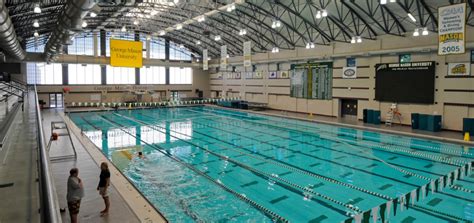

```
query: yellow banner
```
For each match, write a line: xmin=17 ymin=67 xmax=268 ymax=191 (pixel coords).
xmin=110 ymin=39 xmax=143 ymax=68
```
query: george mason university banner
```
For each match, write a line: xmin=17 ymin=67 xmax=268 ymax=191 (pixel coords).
xmin=110 ymin=39 xmax=143 ymax=68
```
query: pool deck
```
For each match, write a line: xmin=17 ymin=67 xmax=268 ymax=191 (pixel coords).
xmin=42 ymin=109 xmax=166 ymax=223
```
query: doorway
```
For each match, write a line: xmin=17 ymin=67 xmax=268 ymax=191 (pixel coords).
xmin=49 ymin=93 xmax=63 ymax=108
xmin=341 ymin=99 xmax=357 ymax=117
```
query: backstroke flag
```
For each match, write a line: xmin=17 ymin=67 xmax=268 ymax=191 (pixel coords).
xmin=438 ymin=3 xmax=466 ymax=55
xmin=203 ymin=49 xmax=208 ymax=71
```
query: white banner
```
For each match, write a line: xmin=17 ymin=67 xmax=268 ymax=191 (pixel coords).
xmin=243 ymin=41 xmax=251 ymax=67
xmin=438 ymin=3 xmax=466 ymax=55
xmin=448 ymin=62 xmax=471 ymax=76
xmin=342 ymin=67 xmax=357 ymax=78
xmin=220 ymin=45 xmax=227 ymax=70
xmin=203 ymin=49 xmax=208 ymax=71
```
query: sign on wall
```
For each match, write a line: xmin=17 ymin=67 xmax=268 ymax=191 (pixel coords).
xmin=290 ymin=62 xmax=333 ymax=100
xmin=220 ymin=45 xmax=227 ymax=70
xmin=448 ymin=63 xmax=471 ymax=76
xmin=110 ymin=39 xmax=143 ymax=68
xmin=243 ymin=41 xmax=251 ymax=67
xmin=342 ymin=67 xmax=357 ymax=79
xmin=438 ymin=3 xmax=466 ymax=55
xmin=203 ymin=49 xmax=208 ymax=71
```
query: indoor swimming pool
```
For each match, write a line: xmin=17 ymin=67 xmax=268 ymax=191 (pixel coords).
xmin=69 ymin=106 xmax=474 ymax=222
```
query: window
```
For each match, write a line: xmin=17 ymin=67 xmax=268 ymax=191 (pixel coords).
xmin=27 ymin=63 xmax=63 ymax=85
xmin=68 ymin=35 xmax=99 ymax=56
xmin=142 ymin=37 xmax=166 ymax=59
xmin=169 ymin=41 xmax=192 ymax=61
xmin=140 ymin=66 xmax=165 ymax=84
xmin=69 ymin=64 xmax=101 ymax=85
xmin=106 ymin=66 xmax=135 ymax=84
xmin=169 ymin=67 xmax=192 ymax=84
xmin=26 ymin=43 xmax=45 ymax=53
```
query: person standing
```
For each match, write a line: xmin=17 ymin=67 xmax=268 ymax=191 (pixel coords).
xmin=67 ymin=168 xmax=84 ymax=223
xmin=97 ymin=162 xmax=111 ymax=216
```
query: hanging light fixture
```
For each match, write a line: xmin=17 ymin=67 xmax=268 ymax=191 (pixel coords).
xmin=214 ymin=35 xmax=221 ymax=41
xmin=315 ymin=10 xmax=322 ymax=19
xmin=276 ymin=20 xmax=281 ymax=27
xmin=196 ymin=40 xmax=201 ymax=45
xmin=82 ymin=21 xmax=88 ymax=28
xmin=322 ymin=9 xmax=328 ymax=17
xmin=380 ymin=0 xmax=387 ymax=4
xmin=90 ymin=12 xmax=97 ymax=17
xmin=356 ymin=36 xmax=362 ymax=43
xmin=413 ymin=28 xmax=420 ymax=36
xmin=33 ymin=20 xmax=39 ymax=27
xmin=34 ymin=31 xmax=39 ymax=37
xmin=422 ymin=27 xmax=429 ymax=36
xmin=390 ymin=0 xmax=396 ymax=2
xmin=310 ymin=42 xmax=315 ymax=48
xmin=133 ymin=20 xmax=139 ymax=25
xmin=351 ymin=36 xmax=356 ymax=44
xmin=271 ymin=47 xmax=279 ymax=53
xmin=121 ymin=26 xmax=127 ymax=32
xmin=239 ymin=29 xmax=247 ymax=36
xmin=176 ymin=24 xmax=183 ymax=30
xmin=159 ymin=30 xmax=166 ymax=36
xmin=197 ymin=16 xmax=205 ymax=22
xmin=33 ymin=3 xmax=41 ymax=14
xmin=306 ymin=42 xmax=311 ymax=49
xmin=407 ymin=13 xmax=416 ymax=22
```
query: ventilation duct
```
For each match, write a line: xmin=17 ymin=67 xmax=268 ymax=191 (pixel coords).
xmin=43 ymin=0 xmax=96 ymax=62
xmin=0 ymin=0 xmax=26 ymax=61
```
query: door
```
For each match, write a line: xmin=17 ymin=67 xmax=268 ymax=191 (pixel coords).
xmin=49 ymin=93 xmax=63 ymax=108
xmin=341 ymin=99 xmax=357 ymax=117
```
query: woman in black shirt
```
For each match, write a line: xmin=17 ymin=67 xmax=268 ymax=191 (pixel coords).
xmin=97 ymin=162 xmax=110 ymax=216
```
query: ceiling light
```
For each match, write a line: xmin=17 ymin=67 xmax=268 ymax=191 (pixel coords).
xmin=276 ymin=20 xmax=281 ymax=27
xmin=380 ymin=0 xmax=387 ymax=4
xmin=271 ymin=21 xmax=276 ymax=28
xmin=272 ymin=47 xmax=279 ymax=53
xmin=174 ymin=0 xmax=179 ymax=3
xmin=159 ymin=30 xmax=166 ymax=36
xmin=33 ymin=4 xmax=41 ymax=14
xmin=351 ymin=36 xmax=356 ymax=44
xmin=214 ymin=35 xmax=221 ymax=41
xmin=310 ymin=42 xmax=315 ymax=48
xmin=422 ymin=27 xmax=429 ymax=36
xmin=133 ymin=20 xmax=139 ymax=25
xmin=121 ymin=26 xmax=127 ymax=32
xmin=196 ymin=58 xmax=200 ymax=62
xmin=239 ymin=29 xmax=247 ymax=36
xmin=316 ymin=11 xmax=322 ymax=19
xmin=196 ymin=40 xmax=201 ymax=45
xmin=413 ymin=28 xmax=420 ymax=36
xmin=82 ymin=21 xmax=87 ymax=28
xmin=390 ymin=0 xmax=396 ymax=2
xmin=208 ymin=57 xmax=211 ymax=61
xmin=226 ymin=55 xmax=229 ymax=58
xmin=176 ymin=24 xmax=183 ymax=30
xmin=356 ymin=36 xmax=362 ymax=43
xmin=90 ymin=12 xmax=97 ymax=17
xmin=322 ymin=10 xmax=328 ymax=17
xmin=197 ymin=16 xmax=205 ymax=22
xmin=306 ymin=42 xmax=310 ymax=49
xmin=146 ymin=35 xmax=151 ymax=40
xmin=150 ymin=10 xmax=158 ymax=16
xmin=34 ymin=31 xmax=39 ymax=37
xmin=33 ymin=20 xmax=39 ymax=27
xmin=407 ymin=13 xmax=416 ymax=22
xmin=179 ymin=44 xmax=184 ymax=48
xmin=226 ymin=4 xmax=235 ymax=12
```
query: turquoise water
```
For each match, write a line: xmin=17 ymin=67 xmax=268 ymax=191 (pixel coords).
xmin=69 ymin=106 xmax=474 ymax=222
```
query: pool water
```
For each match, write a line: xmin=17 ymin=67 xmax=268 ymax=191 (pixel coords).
xmin=69 ymin=106 xmax=474 ymax=222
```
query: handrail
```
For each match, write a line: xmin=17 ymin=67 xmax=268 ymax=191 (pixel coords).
xmin=33 ymin=85 xmax=62 ymax=223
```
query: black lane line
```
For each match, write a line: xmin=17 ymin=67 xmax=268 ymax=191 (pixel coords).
xmin=90 ymin=114 xmax=289 ymax=222
xmin=198 ymin=107 xmax=470 ymax=165
xmin=132 ymin=110 xmax=392 ymax=201
xmin=203 ymin=107 xmax=474 ymax=160
xmin=105 ymin=113 xmax=351 ymax=218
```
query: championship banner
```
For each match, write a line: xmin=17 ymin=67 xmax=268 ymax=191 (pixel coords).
xmin=448 ymin=62 xmax=471 ymax=76
xmin=243 ymin=41 xmax=251 ymax=67
xmin=438 ymin=3 xmax=466 ymax=55
xmin=220 ymin=45 xmax=227 ymax=70
xmin=342 ymin=67 xmax=357 ymax=79
xmin=110 ymin=39 xmax=143 ymax=68
xmin=203 ymin=49 xmax=208 ymax=71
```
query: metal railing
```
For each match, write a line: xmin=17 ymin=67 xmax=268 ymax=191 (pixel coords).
xmin=33 ymin=85 xmax=62 ymax=223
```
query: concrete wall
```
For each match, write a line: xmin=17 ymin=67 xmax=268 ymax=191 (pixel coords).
xmin=210 ymin=27 xmax=474 ymax=131
xmin=37 ymin=67 xmax=209 ymax=107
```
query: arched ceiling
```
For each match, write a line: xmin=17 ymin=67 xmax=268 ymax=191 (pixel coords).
xmin=5 ymin=0 xmax=474 ymax=58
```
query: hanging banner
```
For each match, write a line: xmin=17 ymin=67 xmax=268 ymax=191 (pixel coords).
xmin=203 ymin=49 xmax=208 ymax=71
xmin=243 ymin=41 xmax=251 ymax=67
xmin=342 ymin=67 xmax=357 ymax=79
xmin=110 ymin=39 xmax=143 ymax=68
xmin=448 ymin=62 xmax=471 ymax=76
xmin=220 ymin=45 xmax=227 ymax=70
xmin=438 ymin=3 xmax=466 ymax=55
